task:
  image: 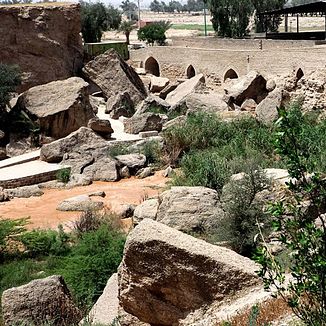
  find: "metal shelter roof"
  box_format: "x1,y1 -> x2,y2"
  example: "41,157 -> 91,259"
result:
261,1 -> 326,16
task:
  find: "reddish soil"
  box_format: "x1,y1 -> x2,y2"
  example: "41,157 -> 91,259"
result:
0,172 -> 167,230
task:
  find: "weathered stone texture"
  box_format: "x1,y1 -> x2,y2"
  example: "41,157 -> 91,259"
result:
0,4 -> 84,91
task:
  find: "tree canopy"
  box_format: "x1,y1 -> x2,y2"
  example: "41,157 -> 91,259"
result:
209,0 -> 286,38
80,1 -> 121,43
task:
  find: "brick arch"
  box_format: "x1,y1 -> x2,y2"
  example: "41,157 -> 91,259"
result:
186,64 -> 196,78
224,68 -> 239,82
144,56 -> 160,77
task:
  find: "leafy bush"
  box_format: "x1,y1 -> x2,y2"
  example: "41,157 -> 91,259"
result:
57,224 -> 126,306
80,1 -> 121,43
0,63 -> 21,110
138,24 -> 167,45
216,165 -> 271,257
20,225 -> 70,258
254,105 -> 326,325
56,168 -> 71,183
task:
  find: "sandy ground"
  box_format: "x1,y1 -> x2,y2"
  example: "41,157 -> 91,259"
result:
0,172 -> 167,230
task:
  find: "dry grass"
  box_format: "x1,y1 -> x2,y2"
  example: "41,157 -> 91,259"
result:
218,297 -> 294,326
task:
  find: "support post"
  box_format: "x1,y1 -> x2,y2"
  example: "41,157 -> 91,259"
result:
325,13 -> 326,40
138,0 -> 141,29
285,14 -> 288,33
297,14 -> 299,33
203,0 -> 207,37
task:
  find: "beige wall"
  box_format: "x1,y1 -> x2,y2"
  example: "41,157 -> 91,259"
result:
130,40 -> 326,86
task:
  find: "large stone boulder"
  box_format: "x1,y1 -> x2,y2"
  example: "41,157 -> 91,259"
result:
165,74 -> 205,105
134,95 -> 170,116
255,88 -> 290,124
185,92 -> 229,114
105,91 -> 135,119
149,76 -> 170,93
57,194 -> 104,211
40,127 -> 108,163
83,49 -> 147,106
87,117 -> 113,139
224,71 -> 268,107
133,198 -> 159,224
0,4 -> 83,92
118,219 -> 261,326
123,113 -> 166,134
115,154 -> 146,172
1,275 -> 82,326
156,186 -> 225,233
11,77 -> 95,139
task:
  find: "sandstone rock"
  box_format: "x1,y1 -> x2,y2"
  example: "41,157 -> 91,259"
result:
4,185 -> 43,198
66,173 -> 92,188
123,113 -> 166,134
57,194 -> 104,211
256,88 -> 289,124
82,157 -> 119,182
40,127 -> 107,163
5,136 -> 33,157
241,98 -> 257,111
224,71 -> 267,107
150,76 -> 169,93
105,91 -> 135,119
115,154 -> 146,172
1,275 -> 82,326
159,82 -> 179,99
0,188 -> 10,202
0,4 -> 83,92
186,92 -> 229,114
88,191 -> 106,197
165,74 -> 205,106
266,79 -> 276,92
136,167 -> 153,179
86,274 -> 120,325
120,166 -> 131,178
11,77 -> 95,139
133,198 -> 159,224
86,273 -> 148,326
87,118 -> 113,139
156,186 -> 225,233
83,49 -> 147,106
118,219 -> 260,326
0,147 -> 7,160
162,166 -> 174,178
134,95 -> 170,116
118,204 -> 136,219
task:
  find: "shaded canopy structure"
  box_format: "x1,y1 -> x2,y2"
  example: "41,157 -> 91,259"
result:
260,1 -> 326,40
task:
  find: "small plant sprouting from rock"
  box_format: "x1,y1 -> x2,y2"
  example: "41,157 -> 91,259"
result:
56,168 -> 71,184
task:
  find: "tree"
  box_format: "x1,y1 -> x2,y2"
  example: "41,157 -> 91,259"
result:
150,0 -> 163,13
252,0 -> 286,32
255,104 -> 326,325
138,24 -> 166,45
210,0 -> 254,38
119,20 -> 134,45
80,2 -> 121,43
120,0 -> 138,21
0,63 -> 21,111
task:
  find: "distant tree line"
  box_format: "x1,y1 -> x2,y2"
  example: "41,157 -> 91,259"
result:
149,0 -> 205,13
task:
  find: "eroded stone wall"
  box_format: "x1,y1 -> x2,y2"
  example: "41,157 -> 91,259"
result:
0,3 -> 84,92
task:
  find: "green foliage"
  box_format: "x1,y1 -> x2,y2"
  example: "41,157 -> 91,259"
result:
0,63 -> 21,110
209,0 -> 286,37
120,0 -> 138,20
56,168 -> 71,184
0,217 -> 28,260
254,105 -> 326,325
19,225 -> 70,258
138,24 -> 167,46
216,165 -> 271,257
141,140 -> 163,166
57,224 -> 125,306
119,20 -> 134,44
81,1 -> 121,43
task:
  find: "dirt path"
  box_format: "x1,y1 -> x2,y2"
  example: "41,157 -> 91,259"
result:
0,172 -> 167,230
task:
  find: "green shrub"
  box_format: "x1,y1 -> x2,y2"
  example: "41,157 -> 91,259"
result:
254,105 -> 326,325
215,166 -> 271,257
57,224 -> 126,306
138,24 -> 166,45
0,63 -> 21,110
141,140 -> 163,166
19,225 -> 70,258
56,168 -> 71,183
